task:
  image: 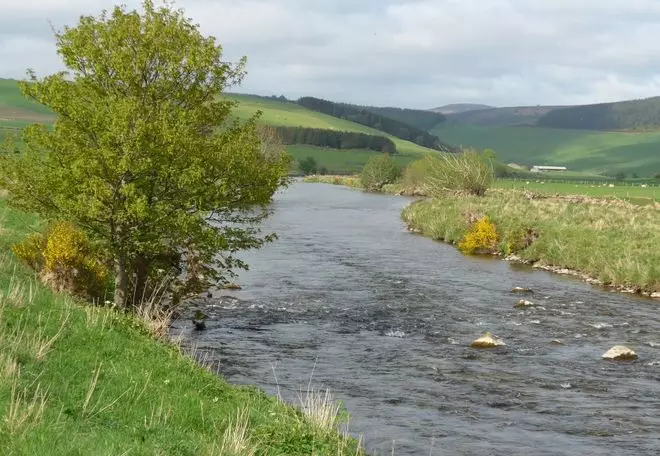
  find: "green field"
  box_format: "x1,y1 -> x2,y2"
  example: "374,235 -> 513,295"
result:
286,145 -> 417,174
494,179 -> 660,205
0,79 -> 53,121
227,94 -> 437,157
432,124 -> 660,177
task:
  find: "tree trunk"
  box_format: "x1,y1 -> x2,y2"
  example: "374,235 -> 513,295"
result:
114,254 -> 129,308
133,255 -> 150,308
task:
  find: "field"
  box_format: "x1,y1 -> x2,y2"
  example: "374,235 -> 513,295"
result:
432,124 -> 660,176
0,196 -> 362,455
494,179 -> 660,205
227,94 -> 438,157
0,79 -> 53,122
287,145 -> 417,174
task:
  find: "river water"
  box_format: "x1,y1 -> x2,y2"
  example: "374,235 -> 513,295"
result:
171,183 -> 660,456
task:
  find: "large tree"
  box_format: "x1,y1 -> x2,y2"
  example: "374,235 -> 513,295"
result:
0,1 -> 289,308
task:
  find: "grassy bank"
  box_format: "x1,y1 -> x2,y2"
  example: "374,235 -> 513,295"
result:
0,198 -> 362,454
402,191 -> 660,295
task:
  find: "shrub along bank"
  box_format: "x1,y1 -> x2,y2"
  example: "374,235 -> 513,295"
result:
0,198 -> 363,455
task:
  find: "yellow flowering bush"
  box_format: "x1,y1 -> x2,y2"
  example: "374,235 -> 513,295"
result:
458,216 -> 499,254
12,221 -> 109,299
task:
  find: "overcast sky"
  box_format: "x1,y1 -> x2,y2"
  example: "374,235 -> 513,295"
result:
2,0 -> 660,109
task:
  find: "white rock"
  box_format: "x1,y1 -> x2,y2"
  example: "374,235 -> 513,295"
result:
514,299 -> 535,308
602,345 -> 638,361
511,287 -> 534,294
471,332 -> 506,348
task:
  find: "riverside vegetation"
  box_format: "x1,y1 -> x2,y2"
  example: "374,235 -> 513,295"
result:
305,152 -> 660,295
0,198 -> 363,455
0,1 -> 362,453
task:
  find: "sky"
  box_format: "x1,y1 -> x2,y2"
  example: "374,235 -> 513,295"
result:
2,0 -> 660,109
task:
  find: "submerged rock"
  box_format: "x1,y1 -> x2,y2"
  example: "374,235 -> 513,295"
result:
471,332 -> 505,349
551,339 -> 565,345
192,310 -> 207,331
511,287 -> 534,294
602,345 -> 638,361
514,299 -> 535,308
223,283 -> 242,290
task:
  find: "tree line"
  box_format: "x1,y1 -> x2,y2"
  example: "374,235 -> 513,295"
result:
274,126 -> 397,153
297,97 -> 455,152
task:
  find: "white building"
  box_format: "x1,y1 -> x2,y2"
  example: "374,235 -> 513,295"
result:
530,165 -> 567,173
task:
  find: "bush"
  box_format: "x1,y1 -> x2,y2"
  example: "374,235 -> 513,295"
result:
299,156 -> 318,175
458,216 -> 498,254
360,155 -> 401,191
12,221 -> 109,299
401,159 -> 429,194
423,149 -> 494,197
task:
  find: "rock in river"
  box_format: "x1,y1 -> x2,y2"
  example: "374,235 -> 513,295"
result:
514,299 -> 535,308
602,345 -> 638,361
511,287 -> 534,294
471,332 -> 506,349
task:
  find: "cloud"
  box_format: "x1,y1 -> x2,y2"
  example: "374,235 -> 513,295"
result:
1,0 -> 660,108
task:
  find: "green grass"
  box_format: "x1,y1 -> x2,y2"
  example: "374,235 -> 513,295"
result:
287,145 -> 417,174
0,197 -> 362,455
402,191 -> 660,294
494,179 -> 660,204
227,94 -> 437,157
432,124 -> 660,176
0,79 -> 53,120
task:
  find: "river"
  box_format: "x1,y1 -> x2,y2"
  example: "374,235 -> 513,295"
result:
171,182 -> 660,456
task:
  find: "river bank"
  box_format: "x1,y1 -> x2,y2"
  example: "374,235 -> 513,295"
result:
304,175 -> 660,297
0,197 -> 362,454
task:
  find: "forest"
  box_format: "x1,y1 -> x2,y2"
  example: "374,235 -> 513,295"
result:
274,126 -> 397,153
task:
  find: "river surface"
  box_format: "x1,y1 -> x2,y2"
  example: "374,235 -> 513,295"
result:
171,183 -> 660,456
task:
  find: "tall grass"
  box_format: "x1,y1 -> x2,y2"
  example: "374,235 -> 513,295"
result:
423,150 -> 494,197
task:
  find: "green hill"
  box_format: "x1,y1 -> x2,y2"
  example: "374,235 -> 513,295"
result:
227,94 -> 442,173
432,124 -> 660,176
0,79 -> 54,121
445,105 -> 566,127
537,96 -> 660,131
432,103 -> 493,115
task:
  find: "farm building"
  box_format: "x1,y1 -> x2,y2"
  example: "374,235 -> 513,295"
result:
530,165 -> 567,173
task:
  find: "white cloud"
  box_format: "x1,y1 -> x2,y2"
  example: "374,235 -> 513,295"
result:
1,0 -> 660,107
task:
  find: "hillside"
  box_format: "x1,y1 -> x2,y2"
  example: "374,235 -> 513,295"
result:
446,105 -> 565,127
296,96 -> 454,152
0,78 -> 53,121
432,103 -> 493,115
537,96 -> 660,131
432,124 -> 660,176
362,105 -> 446,131
227,94 -> 439,157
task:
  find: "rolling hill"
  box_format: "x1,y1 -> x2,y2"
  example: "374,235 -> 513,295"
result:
536,96 -> 660,131
432,124 -> 660,176
445,105 -> 566,127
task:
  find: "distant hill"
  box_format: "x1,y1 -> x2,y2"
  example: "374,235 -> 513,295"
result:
446,105 -> 566,127
536,96 -> 660,131
432,103 -> 493,115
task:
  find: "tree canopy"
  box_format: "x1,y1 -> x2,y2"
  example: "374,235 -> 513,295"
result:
0,0 -> 290,308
